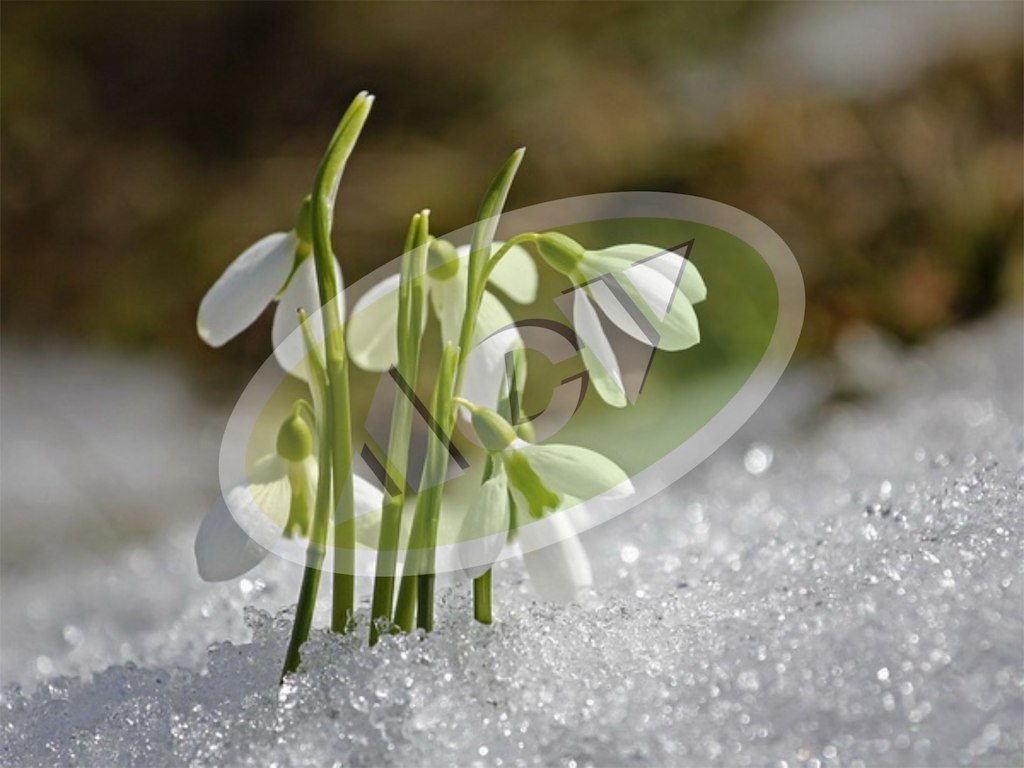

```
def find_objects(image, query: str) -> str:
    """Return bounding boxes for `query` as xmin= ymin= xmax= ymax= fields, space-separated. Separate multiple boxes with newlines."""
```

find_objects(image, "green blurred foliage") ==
xmin=2 ymin=2 xmax=1020 ymax=385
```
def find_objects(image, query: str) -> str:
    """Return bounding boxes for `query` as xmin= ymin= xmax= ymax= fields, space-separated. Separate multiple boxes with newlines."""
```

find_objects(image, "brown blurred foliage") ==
xmin=2 ymin=2 xmax=1020 ymax=378
xmin=702 ymin=51 xmax=1023 ymax=353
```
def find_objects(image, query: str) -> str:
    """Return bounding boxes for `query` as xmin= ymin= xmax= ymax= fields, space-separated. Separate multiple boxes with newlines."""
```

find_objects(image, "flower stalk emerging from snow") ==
xmin=194 ymin=90 xmax=706 ymax=679
xmin=306 ymin=93 xmax=377 ymax=634
xmin=367 ymin=210 xmax=430 ymax=645
xmin=454 ymin=399 xmax=633 ymax=615
xmin=392 ymin=148 xmax=527 ymax=632
xmin=280 ymin=309 xmax=334 ymax=678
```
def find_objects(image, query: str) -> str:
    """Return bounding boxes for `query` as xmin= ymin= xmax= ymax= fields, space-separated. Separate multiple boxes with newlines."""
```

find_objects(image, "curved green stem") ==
xmin=308 ymin=92 xmax=374 ymax=632
xmin=395 ymin=149 xmax=526 ymax=632
xmin=281 ymin=312 xmax=333 ymax=681
xmin=480 ymin=232 xmax=538 ymax=287
xmin=292 ymin=399 xmax=317 ymax=429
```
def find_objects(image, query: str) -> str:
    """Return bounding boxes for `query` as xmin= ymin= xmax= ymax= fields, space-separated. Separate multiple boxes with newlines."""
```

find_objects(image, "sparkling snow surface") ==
xmin=2 ymin=314 xmax=1022 ymax=767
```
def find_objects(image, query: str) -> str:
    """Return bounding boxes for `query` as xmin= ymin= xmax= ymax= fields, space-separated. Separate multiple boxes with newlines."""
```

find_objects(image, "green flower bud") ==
xmin=427 ymin=238 xmax=460 ymax=281
xmin=536 ymin=232 xmax=585 ymax=277
xmin=458 ymin=400 xmax=518 ymax=452
xmin=503 ymin=450 xmax=560 ymax=520
xmin=276 ymin=412 xmax=313 ymax=462
xmin=295 ymin=195 xmax=313 ymax=244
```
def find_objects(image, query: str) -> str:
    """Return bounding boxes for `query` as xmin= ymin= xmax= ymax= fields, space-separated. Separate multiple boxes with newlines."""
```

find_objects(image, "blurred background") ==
xmin=1 ymin=2 xmax=1021 ymax=679
xmin=3 ymin=2 xmax=1020 ymax=372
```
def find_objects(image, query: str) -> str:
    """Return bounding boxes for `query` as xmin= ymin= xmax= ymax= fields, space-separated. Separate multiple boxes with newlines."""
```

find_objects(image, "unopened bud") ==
xmin=515 ymin=419 xmax=536 ymax=443
xmin=427 ymin=238 xmax=460 ymax=281
xmin=463 ymin=402 xmax=518 ymax=452
xmin=536 ymin=232 xmax=585 ymax=276
xmin=276 ymin=413 xmax=313 ymax=462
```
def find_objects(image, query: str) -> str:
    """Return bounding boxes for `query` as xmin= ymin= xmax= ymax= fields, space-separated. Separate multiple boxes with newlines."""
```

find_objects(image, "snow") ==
xmin=2 ymin=313 xmax=1022 ymax=767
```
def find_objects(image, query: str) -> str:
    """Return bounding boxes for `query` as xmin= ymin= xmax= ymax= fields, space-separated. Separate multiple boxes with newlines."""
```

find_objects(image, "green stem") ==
xmin=395 ymin=149 xmax=525 ymax=632
xmin=480 ymin=233 xmax=538 ymax=288
xmin=307 ymin=92 xmax=374 ymax=633
xmin=393 ymin=343 xmax=459 ymax=632
xmin=369 ymin=211 xmax=429 ymax=645
xmin=281 ymin=312 xmax=332 ymax=682
xmin=453 ymin=149 xmax=526 ymax=397
xmin=330 ymin=366 xmax=356 ymax=632
xmin=473 ymin=570 xmax=493 ymax=624
xmin=389 ymin=150 xmax=527 ymax=634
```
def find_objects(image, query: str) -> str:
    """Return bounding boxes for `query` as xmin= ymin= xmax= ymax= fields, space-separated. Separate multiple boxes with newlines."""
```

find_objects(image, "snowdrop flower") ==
xmin=196 ymin=198 xmax=342 ymax=379
xmin=347 ymin=239 xmax=537 ymax=410
xmin=536 ymin=233 xmax=707 ymax=407
xmin=456 ymin=401 xmax=633 ymax=602
xmin=195 ymin=409 xmax=383 ymax=581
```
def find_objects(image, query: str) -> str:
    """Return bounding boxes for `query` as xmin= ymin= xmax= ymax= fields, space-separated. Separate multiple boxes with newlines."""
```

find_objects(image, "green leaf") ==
xmin=466 ymin=148 xmax=526 ymax=301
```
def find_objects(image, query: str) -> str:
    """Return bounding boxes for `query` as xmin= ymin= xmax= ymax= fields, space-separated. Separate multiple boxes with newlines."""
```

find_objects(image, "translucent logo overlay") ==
xmin=217 ymin=193 xmax=804 ymax=575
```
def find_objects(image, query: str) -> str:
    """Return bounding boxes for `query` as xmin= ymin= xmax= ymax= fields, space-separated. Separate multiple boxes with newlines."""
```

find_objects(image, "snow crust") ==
xmin=2 ymin=314 xmax=1022 ymax=766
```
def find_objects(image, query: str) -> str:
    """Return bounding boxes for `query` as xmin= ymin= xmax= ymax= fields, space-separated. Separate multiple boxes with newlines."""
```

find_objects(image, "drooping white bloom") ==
xmin=194 ymin=454 xmax=383 ymax=581
xmin=540 ymin=238 xmax=707 ymax=407
xmin=516 ymin=510 xmax=593 ymax=604
xmin=456 ymin=469 xmax=510 ymax=581
xmin=456 ymin=476 xmax=595 ymax=603
xmin=196 ymin=228 xmax=342 ymax=380
xmin=347 ymin=241 xmax=537 ymax=410
xmin=455 ymin=403 xmax=633 ymax=602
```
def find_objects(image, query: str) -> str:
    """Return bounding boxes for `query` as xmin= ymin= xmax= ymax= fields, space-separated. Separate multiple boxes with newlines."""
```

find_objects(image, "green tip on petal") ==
xmin=504 ymin=450 xmax=560 ymax=520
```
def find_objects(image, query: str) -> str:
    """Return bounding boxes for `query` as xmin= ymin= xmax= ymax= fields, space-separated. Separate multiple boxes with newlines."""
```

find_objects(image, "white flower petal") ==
xmin=194 ymin=495 xmax=270 ymax=582
xmin=457 ymin=474 xmax=510 ymax=580
xmin=572 ymin=292 xmax=627 ymax=408
xmin=242 ymin=455 xmax=294 ymax=527
xmin=642 ymin=250 xmax=706 ymax=306
xmin=350 ymin=473 xmax=385 ymax=520
xmin=487 ymin=242 xmax=538 ymax=304
xmin=518 ymin=513 xmax=593 ymax=603
xmin=346 ymin=273 xmax=402 ymax=372
xmin=589 ymin=263 xmax=700 ymax=352
xmin=461 ymin=290 xmax=524 ymax=414
xmin=197 ymin=232 xmax=296 ymax=347
xmin=623 ymin=264 xmax=701 ymax=351
xmin=519 ymin=442 xmax=634 ymax=502
xmin=476 ymin=289 xmax=519 ymax=346
xmin=429 ymin=268 xmax=468 ymax=346
xmin=585 ymin=243 xmax=706 ymax=305
xmin=272 ymin=255 xmax=344 ymax=379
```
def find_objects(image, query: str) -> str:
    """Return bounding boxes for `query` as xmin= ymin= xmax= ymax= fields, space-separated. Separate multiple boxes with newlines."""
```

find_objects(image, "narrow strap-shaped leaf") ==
xmin=457 ymin=148 xmax=525 ymax=393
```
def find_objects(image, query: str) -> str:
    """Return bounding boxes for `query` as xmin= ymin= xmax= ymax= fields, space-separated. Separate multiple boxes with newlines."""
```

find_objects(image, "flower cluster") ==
xmin=193 ymin=91 xmax=706 ymax=678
